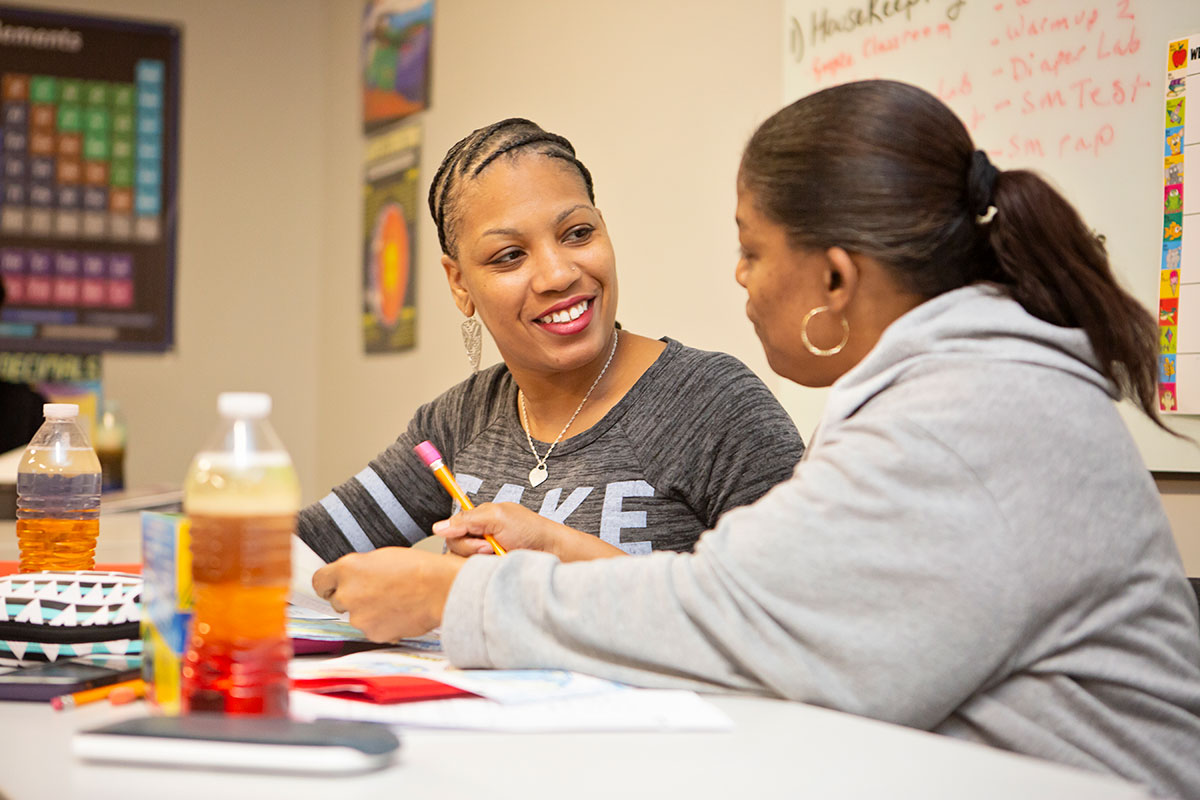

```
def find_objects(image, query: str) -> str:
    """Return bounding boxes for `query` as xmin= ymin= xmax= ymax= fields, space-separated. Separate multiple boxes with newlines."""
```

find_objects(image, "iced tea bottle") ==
xmin=181 ymin=392 xmax=300 ymax=716
xmin=16 ymin=404 xmax=103 ymax=572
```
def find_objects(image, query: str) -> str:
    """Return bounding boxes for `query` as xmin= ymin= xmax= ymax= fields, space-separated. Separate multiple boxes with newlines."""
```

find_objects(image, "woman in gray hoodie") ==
xmin=315 ymin=80 xmax=1200 ymax=798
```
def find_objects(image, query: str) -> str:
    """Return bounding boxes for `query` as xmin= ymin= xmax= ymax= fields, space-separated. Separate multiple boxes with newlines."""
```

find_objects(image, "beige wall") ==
xmin=12 ymin=1 xmax=1198 ymax=566
xmin=1160 ymin=480 xmax=1200 ymax=574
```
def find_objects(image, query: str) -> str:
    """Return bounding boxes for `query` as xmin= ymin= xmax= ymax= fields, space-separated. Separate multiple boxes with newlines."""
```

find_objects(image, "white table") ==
xmin=0 ymin=512 xmax=1154 ymax=799
xmin=0 ymin=693 xmax=1151 ymax=800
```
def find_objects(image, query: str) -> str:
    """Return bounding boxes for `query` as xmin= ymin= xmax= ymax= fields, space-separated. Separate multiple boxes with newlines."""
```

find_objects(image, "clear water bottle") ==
xmin=16 ymin=404 xmax=103 ymax=572
xmin=181 ymin=392 xmax=300 ymax=716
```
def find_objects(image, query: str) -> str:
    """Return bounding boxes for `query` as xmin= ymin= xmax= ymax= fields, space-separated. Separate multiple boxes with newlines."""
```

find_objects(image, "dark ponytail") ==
xmin=985 ymin=170 xmax=1165 ymax=430
xmin=739 ymin=79 xmax=1171 ymax=433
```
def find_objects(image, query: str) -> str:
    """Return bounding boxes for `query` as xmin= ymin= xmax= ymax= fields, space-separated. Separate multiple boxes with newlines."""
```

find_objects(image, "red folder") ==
xmin=292 ymin=675 xmax=475 ymax=704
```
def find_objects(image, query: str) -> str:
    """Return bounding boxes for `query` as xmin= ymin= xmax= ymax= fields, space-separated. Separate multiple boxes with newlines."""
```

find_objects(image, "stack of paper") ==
xmin=287 ymin=639 xmax=732 ymax=733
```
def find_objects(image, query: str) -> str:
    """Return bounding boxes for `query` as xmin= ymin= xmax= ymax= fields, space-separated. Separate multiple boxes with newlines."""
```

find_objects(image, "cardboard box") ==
xmin=140 ymin=511 xmax=191 ymax=714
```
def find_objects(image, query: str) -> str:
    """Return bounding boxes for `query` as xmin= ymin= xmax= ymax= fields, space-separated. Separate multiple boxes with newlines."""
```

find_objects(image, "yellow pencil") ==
xmin=51 ymin=678 xmax=145 ymax=711
xmin=414 ymin=440 xmax=506 ymax=555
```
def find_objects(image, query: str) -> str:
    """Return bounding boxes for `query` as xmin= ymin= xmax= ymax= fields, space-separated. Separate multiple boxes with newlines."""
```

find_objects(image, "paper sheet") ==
xmin=289 ymin=688 xmax=734 ymax=732
xmin=288 ymin=536 xmax=349 ymax=616
xmin=289 ymin=642 xmax=621 ymax=704
xmin=286 ymin=615 xmax=373 ymax=642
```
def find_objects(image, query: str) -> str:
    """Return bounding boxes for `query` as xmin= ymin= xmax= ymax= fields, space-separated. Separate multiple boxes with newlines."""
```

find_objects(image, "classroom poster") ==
xmin=0 ymin=350 xmax=102 ymax=437
xmin=0 ymin=6 xmax=180 ymax=353
xmin=361 ymin=0 xmax=433 ymax=131
xmin=362 ymin=120 xmax=419 ymax=354
xmin=1159 ymin=33 xmax=1200 ymax=413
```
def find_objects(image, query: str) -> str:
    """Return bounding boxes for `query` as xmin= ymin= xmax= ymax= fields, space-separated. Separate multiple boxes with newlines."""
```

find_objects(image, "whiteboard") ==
xmin=780 ymin=0 xmax=1200 ymax=472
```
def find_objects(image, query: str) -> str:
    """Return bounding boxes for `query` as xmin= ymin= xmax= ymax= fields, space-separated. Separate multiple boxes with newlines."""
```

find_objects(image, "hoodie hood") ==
xmin=814 ymin=283 xmax=1113 ymax=443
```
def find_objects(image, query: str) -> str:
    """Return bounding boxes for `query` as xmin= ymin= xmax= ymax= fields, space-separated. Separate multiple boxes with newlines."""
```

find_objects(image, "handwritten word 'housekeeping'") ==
xmin=789 ymin=0 xmax=966 ymax=63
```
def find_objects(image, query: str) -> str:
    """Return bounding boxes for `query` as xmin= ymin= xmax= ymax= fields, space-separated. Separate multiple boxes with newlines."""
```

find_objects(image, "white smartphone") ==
xmin=73 ymin=715 xmax=400 ymax=774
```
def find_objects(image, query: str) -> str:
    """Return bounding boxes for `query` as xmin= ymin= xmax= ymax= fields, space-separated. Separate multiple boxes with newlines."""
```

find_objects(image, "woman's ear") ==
xmin=823 ymin=247 xmax=860 ymax=314
xmin=442 ymin=255 xmax=474 ymax=317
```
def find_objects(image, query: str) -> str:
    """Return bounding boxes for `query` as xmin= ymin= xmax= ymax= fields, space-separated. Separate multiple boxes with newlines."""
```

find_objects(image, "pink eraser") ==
xmin=413 ymin=440 xmax=442 ymax=467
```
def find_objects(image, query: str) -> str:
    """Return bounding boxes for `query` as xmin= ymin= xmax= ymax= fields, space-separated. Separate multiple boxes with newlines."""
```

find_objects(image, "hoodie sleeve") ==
xmin=441 ymin=411 xmax=1031 ymax=729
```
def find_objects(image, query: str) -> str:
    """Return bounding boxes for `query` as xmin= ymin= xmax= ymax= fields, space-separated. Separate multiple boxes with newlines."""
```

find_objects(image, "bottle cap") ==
xmin=43 ymin=403 xmax=80 ymax=418
xmin=217 ymin=392 xmax=272 ymax=419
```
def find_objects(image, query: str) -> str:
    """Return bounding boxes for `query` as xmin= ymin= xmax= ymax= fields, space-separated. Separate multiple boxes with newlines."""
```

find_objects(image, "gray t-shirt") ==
xmin=298 ymin=338 xmax=804 ymax=561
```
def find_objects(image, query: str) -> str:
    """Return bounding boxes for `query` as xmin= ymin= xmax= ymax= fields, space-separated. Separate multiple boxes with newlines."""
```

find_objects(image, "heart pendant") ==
xmin=529 ymin=464 xmax=548 ymax=487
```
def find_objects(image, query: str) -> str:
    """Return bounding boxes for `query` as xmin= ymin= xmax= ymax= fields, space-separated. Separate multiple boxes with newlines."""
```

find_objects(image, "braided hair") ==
xmin=428 ymin=118 xmax=595 ymax=257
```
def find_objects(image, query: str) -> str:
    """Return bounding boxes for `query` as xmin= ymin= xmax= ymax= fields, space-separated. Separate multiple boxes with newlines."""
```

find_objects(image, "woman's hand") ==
xmin=312 ymin=547 xmax=464 ymax=642
xmin=432 ymin=502 xmax=626 ymax=561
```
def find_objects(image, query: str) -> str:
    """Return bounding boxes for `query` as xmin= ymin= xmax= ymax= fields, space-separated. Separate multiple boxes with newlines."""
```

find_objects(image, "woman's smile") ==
xmin=533 ymin=296 xmax=595 ymax=335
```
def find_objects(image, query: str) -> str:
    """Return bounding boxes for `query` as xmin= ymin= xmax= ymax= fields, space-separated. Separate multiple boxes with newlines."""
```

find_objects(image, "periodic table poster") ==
xmin=0 ymin=6 xmax=180 ymax=353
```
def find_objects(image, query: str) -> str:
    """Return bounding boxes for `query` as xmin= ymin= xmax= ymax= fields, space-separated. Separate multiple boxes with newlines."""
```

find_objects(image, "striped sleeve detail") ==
xmin=355 ymin=467 xmax=425 ymax=545
xmin=318 ymin=492 xmax=374 ymax=553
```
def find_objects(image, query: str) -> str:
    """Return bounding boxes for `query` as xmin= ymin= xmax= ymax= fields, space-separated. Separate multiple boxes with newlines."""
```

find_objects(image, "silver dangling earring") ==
xmin=801 ymin=306 xmax=849 ymax=357
xmin=461 ymin=315 xmax=482 ymax=372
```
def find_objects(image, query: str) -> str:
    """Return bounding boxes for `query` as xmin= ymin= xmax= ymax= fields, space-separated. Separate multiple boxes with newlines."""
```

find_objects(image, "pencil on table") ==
xmin=51 ymin=678 xmax=145 ymax=711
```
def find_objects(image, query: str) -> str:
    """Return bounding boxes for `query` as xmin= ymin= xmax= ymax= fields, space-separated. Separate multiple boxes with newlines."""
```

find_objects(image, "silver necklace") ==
xmin=518 ymin=329 xmax=619 ymax=488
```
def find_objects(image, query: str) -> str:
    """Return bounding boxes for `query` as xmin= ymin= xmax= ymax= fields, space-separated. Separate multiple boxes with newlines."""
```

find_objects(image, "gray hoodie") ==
xmin=442 ymin=284 xmax=1200 ymax=798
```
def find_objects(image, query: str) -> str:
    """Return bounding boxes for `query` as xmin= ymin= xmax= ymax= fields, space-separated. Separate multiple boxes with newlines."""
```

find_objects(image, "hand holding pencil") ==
xmin=413 ymin=441 xmax=506 ymax=555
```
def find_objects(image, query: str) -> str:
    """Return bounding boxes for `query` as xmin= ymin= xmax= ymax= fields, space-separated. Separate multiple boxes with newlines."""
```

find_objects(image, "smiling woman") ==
xmin=297 ymin=118 xmax=805 ymax=564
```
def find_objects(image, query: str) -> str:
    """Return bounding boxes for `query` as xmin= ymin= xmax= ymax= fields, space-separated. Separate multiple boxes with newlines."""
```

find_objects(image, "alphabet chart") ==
xmin=1160 ymin=32 xmax=1199 ymax=414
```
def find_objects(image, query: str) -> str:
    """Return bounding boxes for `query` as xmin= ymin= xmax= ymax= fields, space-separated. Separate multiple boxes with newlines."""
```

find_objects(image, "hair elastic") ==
xmin=967 ymin=149 xmax=999 ymax=218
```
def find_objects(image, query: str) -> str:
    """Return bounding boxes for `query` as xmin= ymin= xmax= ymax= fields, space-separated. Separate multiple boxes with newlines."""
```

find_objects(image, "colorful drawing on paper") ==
xmin=1166 ymin=128 xmax=1184 ymax=157
xmin=1166 ymin=185 xmax=1184 ymax=213
xmin=1169 ymin=40 xmax=1189 ymax=72
xmin=1164 ymin=214 xmax=1183 ymax=240
xmin=1165 ymin=156 xmax=1184 ymax=186
xmin=1163 ymin=242 xmax=1183 ymax=270
xmin=361 ymin=0 xmax=433 ymax=131
xmin=1162 ymin=269 xmax=1181 ymax=299
xmin=1162 ymin=326 xmax=1178 ymax=354
xmin=1161 ymin=298 xmax=1179 ymax=326
xmin=1166 ymin=98 xmax=1186 ymax=127
xmin=1161 ymin=355 xmax=1178 ymax=383
xmin=362 ymin=121 xmax=420 ymax=354
xmin=370 ymin=204 xmax=409 ymax=329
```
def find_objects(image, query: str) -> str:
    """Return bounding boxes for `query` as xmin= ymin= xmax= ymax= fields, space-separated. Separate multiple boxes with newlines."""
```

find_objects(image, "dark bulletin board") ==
xmin=0 ymin=4 xmax=180 ymax=353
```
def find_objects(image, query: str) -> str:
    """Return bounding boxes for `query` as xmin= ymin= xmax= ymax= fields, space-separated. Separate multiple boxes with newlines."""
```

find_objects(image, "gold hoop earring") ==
xmin=801 ymin=306 xmax=849 ymax=357
xmin=461 ymin=315 xmax=482 ymax=372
